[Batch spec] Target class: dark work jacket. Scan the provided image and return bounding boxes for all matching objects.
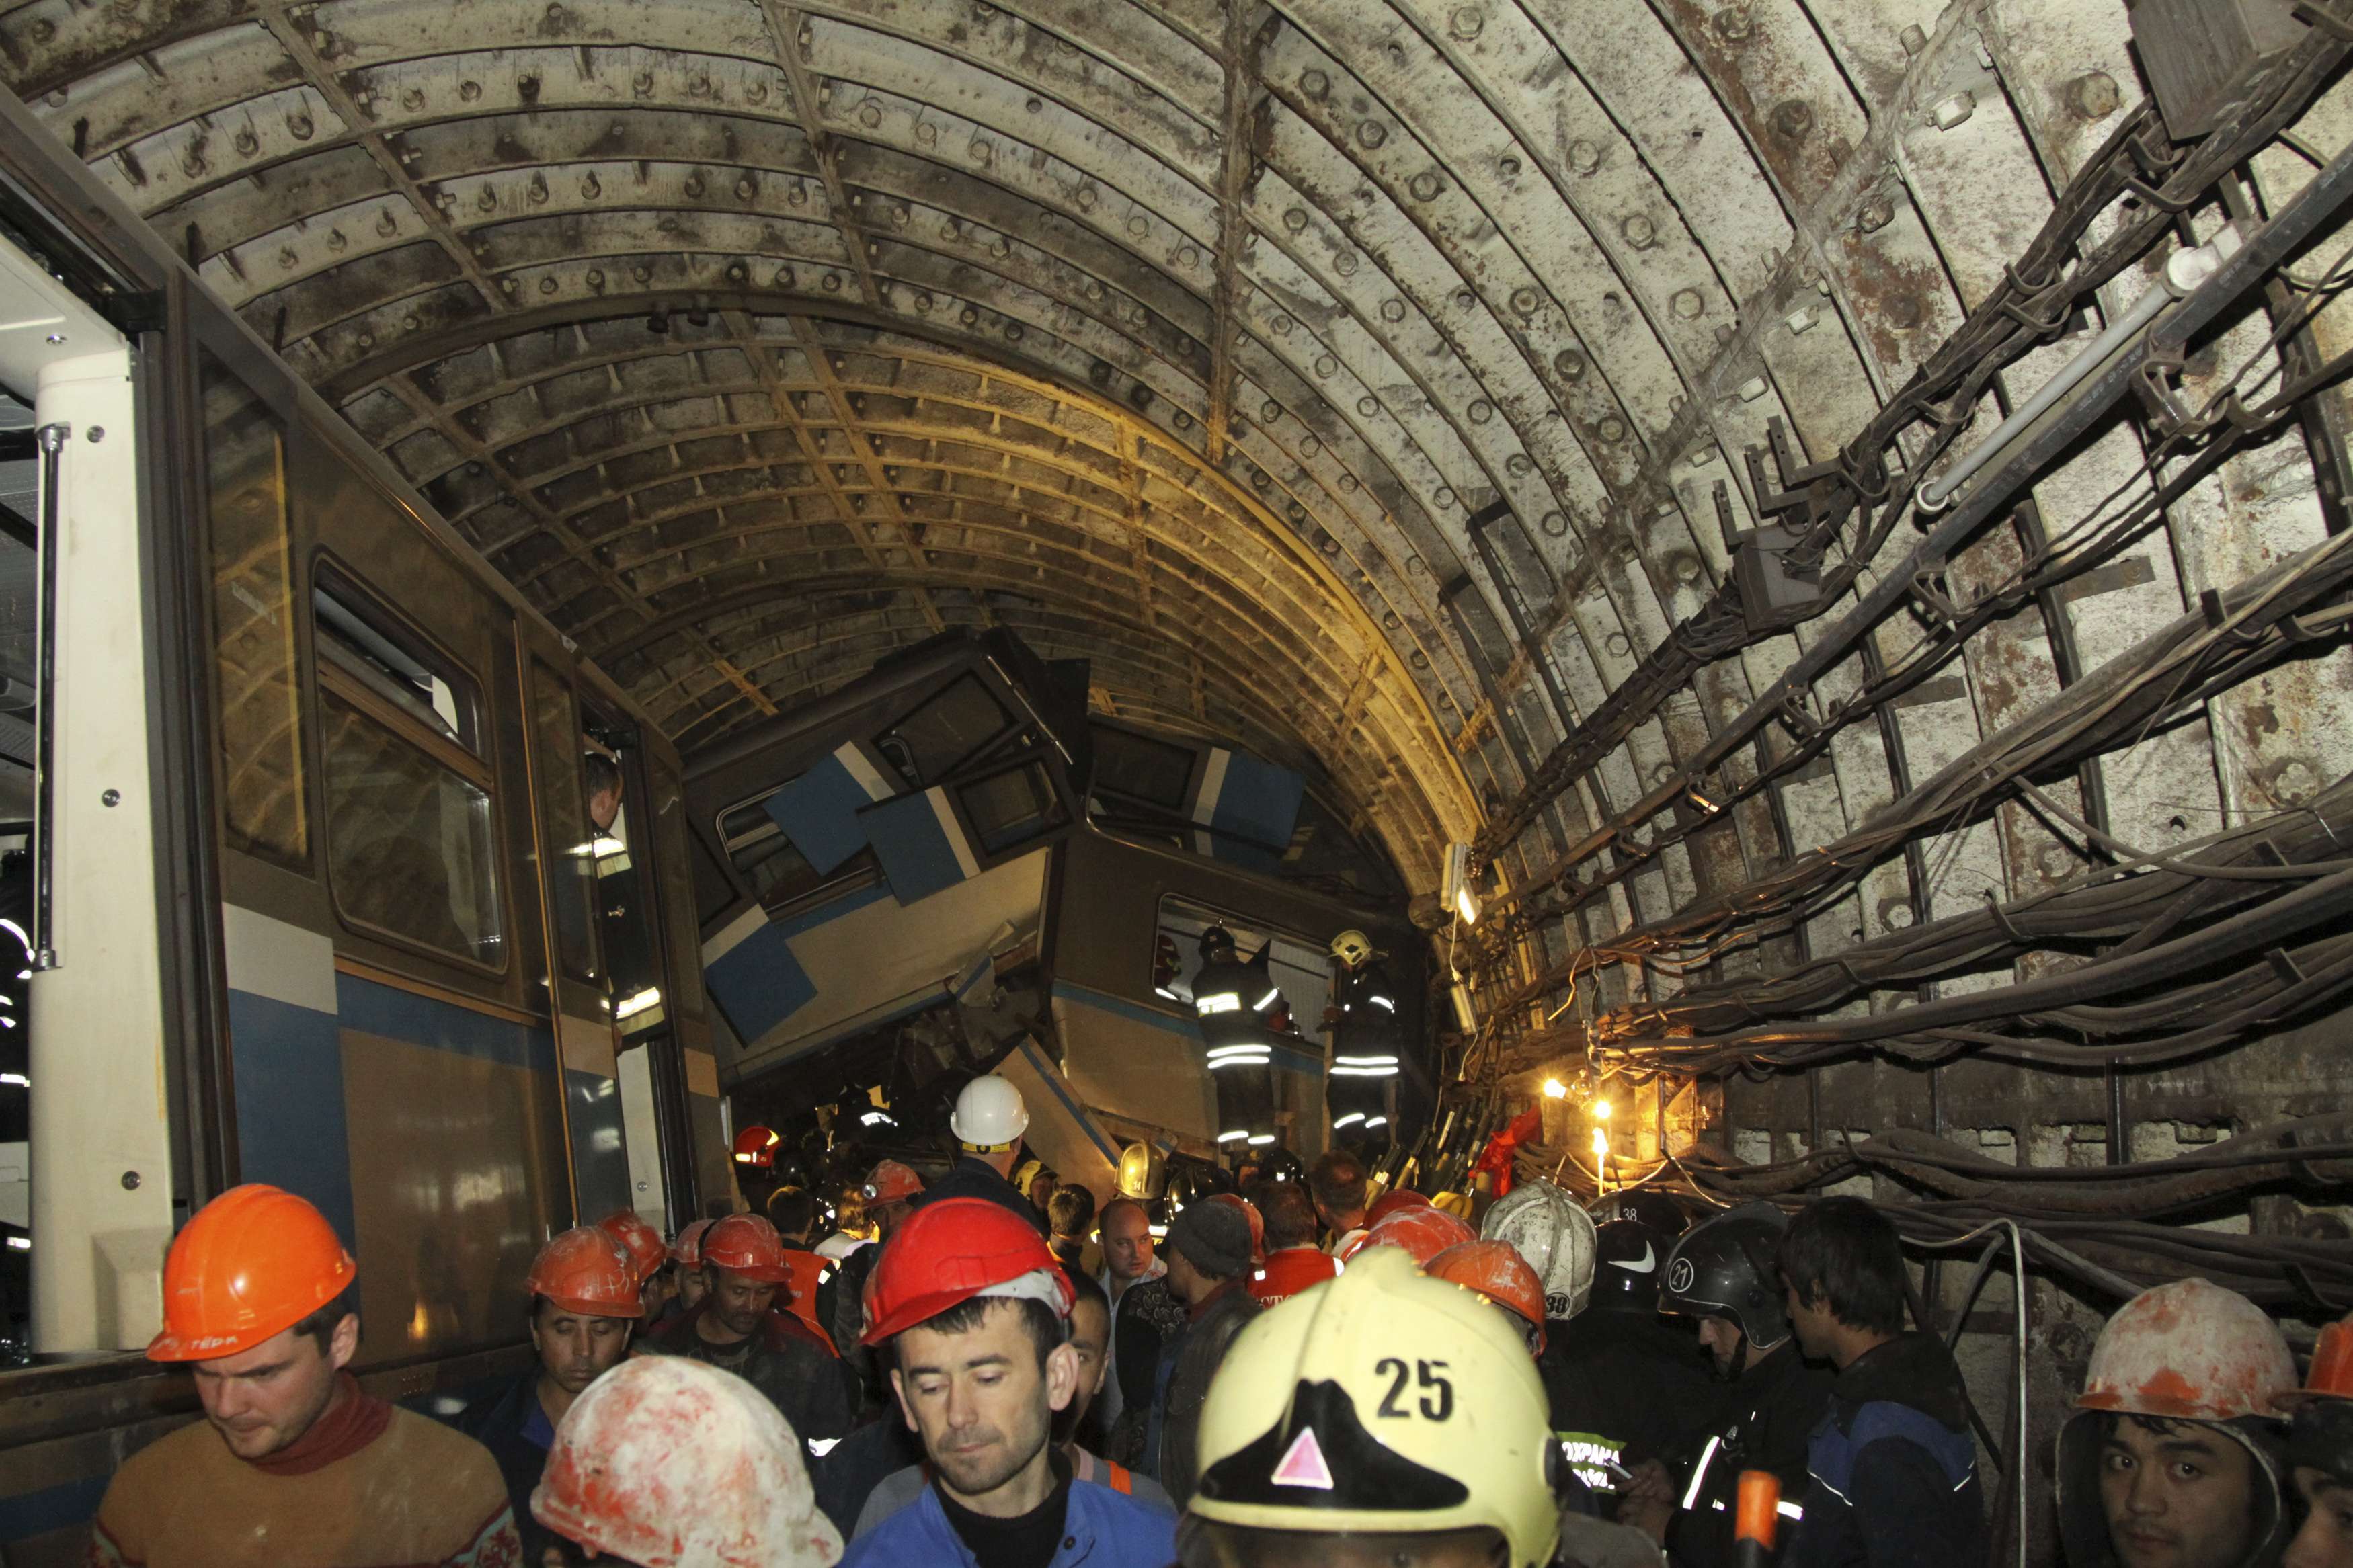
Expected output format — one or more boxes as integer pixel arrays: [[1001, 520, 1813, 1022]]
[[450, 1370, 559, 1562], [817, 1241, 887, 1415], [906, 1154, 1047, 1233], [1544, 1308, 1724, 1503], [1106, 1279, 1187, 1469], [1664, 1342, 1835, 1568], [644, 1301, 859, 1449], [813, 1413, 926, 1538], [1785, 1333, 1985, 1568], [1155, 1281, 1261, 1508]]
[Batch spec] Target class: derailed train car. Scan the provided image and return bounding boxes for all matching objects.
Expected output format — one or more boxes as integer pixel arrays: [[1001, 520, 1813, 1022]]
[[681, 629, 1421, 1190], [0, 91, 727, 1563]]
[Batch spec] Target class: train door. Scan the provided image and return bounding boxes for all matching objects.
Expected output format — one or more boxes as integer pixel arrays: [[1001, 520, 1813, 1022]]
[[515, 636, 633, 1226]]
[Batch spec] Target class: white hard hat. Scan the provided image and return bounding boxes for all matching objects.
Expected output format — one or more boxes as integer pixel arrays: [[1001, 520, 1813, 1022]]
[[951, 1075, 1030, 1151], [1480, 1178, 1597, 1321], [533, 1356, 842, 1567]]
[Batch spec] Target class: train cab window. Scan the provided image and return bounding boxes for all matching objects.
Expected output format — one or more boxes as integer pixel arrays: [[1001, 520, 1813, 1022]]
[[313, 572, 504, 968], [1092, 726, 1195, 811], [957, 759, 1068, 855], [874, 673, 1011, 788], [199, 352, 307, 866], [526, 660, 602, 985]]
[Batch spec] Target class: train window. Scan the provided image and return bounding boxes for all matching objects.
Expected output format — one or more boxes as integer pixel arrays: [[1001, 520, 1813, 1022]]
[[874, 674, 1010, 788], [527, 661, 601, 984], [957, 759, 1068, 855], [1152, 897, 1334, 1046], [1091, 726, 1195, 811], [200, 352, 307, 866], [313, 574, 504, 968]]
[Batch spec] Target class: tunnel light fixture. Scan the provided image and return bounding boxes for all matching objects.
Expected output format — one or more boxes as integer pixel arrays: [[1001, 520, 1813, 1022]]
[[613, 987, 663, 1020], [1542, 1078, 1568, 1100], [1248, 1134, 1275, 1146], [1591, 1099, 1611, 1121], [5, 1235, 27, 1251], [1218, 1129, 1250, 1143], [0, 1071, 24, 1088], [1442, 841, 1479, 926]]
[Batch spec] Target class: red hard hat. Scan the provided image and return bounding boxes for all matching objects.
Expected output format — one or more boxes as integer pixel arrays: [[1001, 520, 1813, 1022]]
[[1344, 1204, 1478, 1266], [671, 1218, 715, 1268], [860, 1197, 1072, 1346], [1425, 1239, 1548, 1352], [733, 1125, 782, 1170], [148, 1184, 357, 1362], [1209, 1192, 1265, 1267], [533, 1356, 843, 1568], [862, 1160, 924, 1205], [2078, 1278, 2297, 1422], [702, 1215, 793, 1285], [530, 1227, 645, 1319], [2279, 1313, 2353, 1409], [1367, 1188, 1433, 1226], [598, 1210, 668, 1286], [1250, 1247, 1339, 1307]]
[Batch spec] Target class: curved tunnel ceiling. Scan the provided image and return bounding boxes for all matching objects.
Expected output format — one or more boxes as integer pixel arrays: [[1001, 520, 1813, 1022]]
[[5, 0, 2349, 1005]]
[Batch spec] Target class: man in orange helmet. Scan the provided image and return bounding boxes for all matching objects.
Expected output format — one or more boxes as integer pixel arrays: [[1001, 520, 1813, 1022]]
[[452, 1225, 641, 1561], [841, 1196, 1176, 1568], [88, 1184, 520, 1567], [1246, 1179, 1337, 1307], [643, 1212, 856, 1457], [1426, 1239, 1550, 1354], [597, 1206, 672, 1323], [2282, 1312, 2353, 1568], [817, 1157, 926, 1415]]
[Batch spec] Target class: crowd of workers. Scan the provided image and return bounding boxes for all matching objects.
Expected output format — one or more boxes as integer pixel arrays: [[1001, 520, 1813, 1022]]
[[79, 1072, 2353, 1568]]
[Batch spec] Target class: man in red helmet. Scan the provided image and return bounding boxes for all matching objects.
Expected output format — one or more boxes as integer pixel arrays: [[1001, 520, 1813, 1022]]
[[643, 1212, 856, 1457], [840, 1197, 1176, 1568], [453, 1225, 641, 1561], [2282, 1313, 2353, 1568], [89, 1184, 520, 1567]]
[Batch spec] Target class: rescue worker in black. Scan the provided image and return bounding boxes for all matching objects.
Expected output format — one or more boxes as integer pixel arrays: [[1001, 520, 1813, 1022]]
[[1620, 1201, 1833, 1568], [1541, 1216, 1722, 1514], [1778, 1196, 1985, 1568]]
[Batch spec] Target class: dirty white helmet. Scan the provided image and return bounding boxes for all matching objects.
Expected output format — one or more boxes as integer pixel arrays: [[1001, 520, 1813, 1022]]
[[1328, 929, 1374, 967], [1185, 1247, 1567, 1568], [1481, 1178, 1597, 1321], [951, 1075, 1029, 1151], [533, 1356, 842, 1567]]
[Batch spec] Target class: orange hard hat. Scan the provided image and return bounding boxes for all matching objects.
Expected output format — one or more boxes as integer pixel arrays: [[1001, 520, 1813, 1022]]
[[148, 1184, 357, 1362], [2077, 1278, 2297, 1422], [733, 1125, 782, 1170], [529, 1227, 645, 1319], [533, 1356, 842, 1568], [1425, 1239, 1548, 1352], [1367, 1188, 1433, 1226], [2278, 1313, 2353, 1409], [1208, 1192, 1265, 1267], [671, 1218, 715, 1268], [702, 1215, 793, 1285], [1343, 1204, 1478, 1266], [862, 1159, 924, 1205], [861, 1197, 1071, 1345], [598, 1209, 668, 1285]]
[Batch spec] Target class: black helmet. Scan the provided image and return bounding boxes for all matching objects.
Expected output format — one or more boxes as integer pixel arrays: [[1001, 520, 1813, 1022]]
[[1589, 1218, 1671, 1310], [1199, 924, 1238, 961], [1250, 1147, 1306, 1187], [1597, 1189, 1688, 1239], [1660, 1201, 1790, 1352]]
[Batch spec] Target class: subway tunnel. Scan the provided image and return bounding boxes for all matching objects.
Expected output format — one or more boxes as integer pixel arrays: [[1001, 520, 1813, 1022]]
[[3, 0, 2353, 1559]]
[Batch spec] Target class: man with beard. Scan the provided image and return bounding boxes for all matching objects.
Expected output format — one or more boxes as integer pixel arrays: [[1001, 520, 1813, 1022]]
[[454, 1226, 642, 1559], [87, 1185, 519, 1567], [1618, 1202, 1832, 1567], [2057, 1278, 2297, 1568], [841, 1197, 1175, 1568]]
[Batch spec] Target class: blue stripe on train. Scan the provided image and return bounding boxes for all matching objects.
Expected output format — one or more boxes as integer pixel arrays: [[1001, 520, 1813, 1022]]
[[1205, 749, 1306, 857], [0, 1475, 109, 1546], [766, 743, 887, 875], [228, 986, 358, 1252], [227, 973, 560, 1243]]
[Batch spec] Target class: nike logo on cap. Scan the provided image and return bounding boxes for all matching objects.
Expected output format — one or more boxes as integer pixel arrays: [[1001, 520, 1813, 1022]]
[[1616, 1243, 1657, 1274]]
